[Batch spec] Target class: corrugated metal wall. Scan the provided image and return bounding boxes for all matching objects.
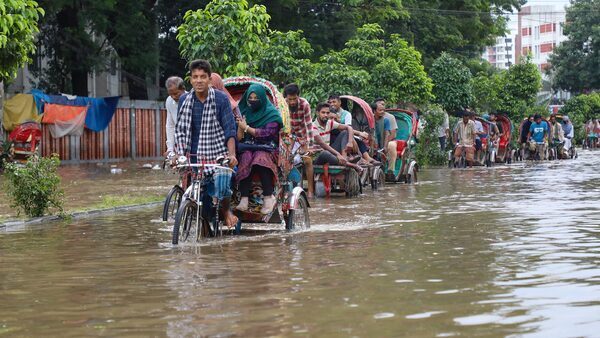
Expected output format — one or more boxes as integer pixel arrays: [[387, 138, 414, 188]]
[[41, 101, 167, 163]]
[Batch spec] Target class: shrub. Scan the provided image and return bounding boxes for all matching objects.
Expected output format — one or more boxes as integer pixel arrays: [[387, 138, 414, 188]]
[[3, 154, 64, 218], [415, 105, 448, 167], [0, 140, 13, 172]]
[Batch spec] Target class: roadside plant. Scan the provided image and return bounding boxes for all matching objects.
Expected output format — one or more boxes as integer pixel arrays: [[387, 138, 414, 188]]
[[415, 105, 447, 167], [3, 154, 64, 218], [0, 140, 13, 172]]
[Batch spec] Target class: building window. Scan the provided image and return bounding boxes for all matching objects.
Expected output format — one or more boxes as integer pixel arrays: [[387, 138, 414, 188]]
[[540, 43, 553, 53], [522, 27, 530, 36], [506, 38, 512, 43]]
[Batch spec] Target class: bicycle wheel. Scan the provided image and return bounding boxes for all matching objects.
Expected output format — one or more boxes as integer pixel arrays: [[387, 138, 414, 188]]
[[172, 199, 199, 245], [285, 195, 310, 231], [162, 185, 184, 221]]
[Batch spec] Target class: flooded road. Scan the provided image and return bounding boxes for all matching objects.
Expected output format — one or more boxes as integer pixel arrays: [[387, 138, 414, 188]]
[[1, 151, 599, 337]]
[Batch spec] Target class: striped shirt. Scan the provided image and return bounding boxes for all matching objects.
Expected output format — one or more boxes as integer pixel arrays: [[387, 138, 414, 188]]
[[290, 97, 313, 146], [312, 119, 340, 145]]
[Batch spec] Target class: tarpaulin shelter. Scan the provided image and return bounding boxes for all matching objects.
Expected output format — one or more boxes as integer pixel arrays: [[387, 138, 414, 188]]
[[2, 94, 41, 131], [31, 89, 120, 132]]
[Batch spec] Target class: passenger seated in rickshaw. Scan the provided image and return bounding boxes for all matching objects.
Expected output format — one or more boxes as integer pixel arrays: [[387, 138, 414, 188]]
[[328, 107, 380, 166], [371, 101, 400, 176], [311, 102, 362, 171], [328, 95, 352, 125], [234, 84, 283, 214]]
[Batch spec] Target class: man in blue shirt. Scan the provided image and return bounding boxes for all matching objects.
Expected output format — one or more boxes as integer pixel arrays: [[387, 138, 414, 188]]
[[175, 59, 238, 228], [527, 114, 549, 160]]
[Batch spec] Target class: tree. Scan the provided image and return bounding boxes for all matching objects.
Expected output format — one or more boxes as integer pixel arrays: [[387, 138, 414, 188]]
[[255, 0, 406, 56], [387, 0, 522, 65], [1, 0, 44, 136], [0, 0, 44, 82], [300, 24, 432, 106], [471, 71, 503, 113], [496, 56, 541, 121], [429, 52, 473, 114], [559, 93, 600, 143], [32, 0, 157, 98], [256, 30, 314, 86], [548, 0, 600, 93], [178, 0, 270, 76]]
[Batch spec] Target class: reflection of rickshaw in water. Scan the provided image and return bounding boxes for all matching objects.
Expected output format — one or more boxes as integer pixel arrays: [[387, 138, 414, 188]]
[[313, 95, 383, 197], [382, 108, 419, 183], [170, 76, 310, 245]]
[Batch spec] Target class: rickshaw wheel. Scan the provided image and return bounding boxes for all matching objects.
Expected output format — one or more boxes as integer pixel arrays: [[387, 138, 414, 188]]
[[405, 162, 418, 184], [286, 196, 310, 231], [172, 199, 199, 245], [372, 167, 385, 190], [162, 185, 184, 222], [345, 169, 361, 197]]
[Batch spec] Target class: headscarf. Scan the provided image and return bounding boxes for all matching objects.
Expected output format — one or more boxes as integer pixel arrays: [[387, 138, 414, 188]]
[[238, 84, 283, 128], [210, 73, 238, 110]]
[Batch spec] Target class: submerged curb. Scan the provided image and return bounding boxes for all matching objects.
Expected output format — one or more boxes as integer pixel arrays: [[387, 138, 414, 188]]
[[0, 201, 163, 230]]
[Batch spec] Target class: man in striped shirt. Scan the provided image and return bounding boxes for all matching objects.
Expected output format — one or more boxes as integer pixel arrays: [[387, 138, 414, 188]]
[[284, 84, 316, 197]]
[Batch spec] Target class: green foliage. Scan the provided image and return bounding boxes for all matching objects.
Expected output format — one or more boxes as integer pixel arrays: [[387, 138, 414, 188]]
[[415, 105, 447, 167], [33, 0, 157, 97], [3, 154, 64, 218], [0, 140, 14, 172], [471, 71, 502, 113], [302, 24, 433, 106], [559, 93, 600, 143], [548, 0, 600, 93], [178, 0, 270, 76], [300, 52, 370, 105], [495, 56, 541, 121], [389, 0, 522, 66], [256, 30, 314, 85], [0, 0, 44, 82], [430, 53, 473, 114]]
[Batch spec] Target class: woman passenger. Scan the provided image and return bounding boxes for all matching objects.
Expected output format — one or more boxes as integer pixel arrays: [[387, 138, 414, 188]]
[[234, 84, 283, 214]]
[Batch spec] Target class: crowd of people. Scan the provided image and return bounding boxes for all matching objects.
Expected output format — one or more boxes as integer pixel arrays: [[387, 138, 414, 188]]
[[162, 59, 413, 225]]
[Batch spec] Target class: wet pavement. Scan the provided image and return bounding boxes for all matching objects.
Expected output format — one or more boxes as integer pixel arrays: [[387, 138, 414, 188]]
[[0, 151, 599, 337], [0, 161, 177, 220]]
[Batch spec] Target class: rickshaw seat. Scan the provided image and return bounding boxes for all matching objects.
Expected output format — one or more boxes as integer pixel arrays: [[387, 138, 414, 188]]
[[395, 140, 407, 156]]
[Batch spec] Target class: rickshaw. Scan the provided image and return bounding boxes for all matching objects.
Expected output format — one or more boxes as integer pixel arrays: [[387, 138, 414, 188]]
[[8, 121, 42, 162], [493, 114, 513, 164], [171, 76, 310, 244], [383, 108, 419, 183], [313, 95, 378, 197], [225, 76, 310, 229], [550, 114, 577, 160]]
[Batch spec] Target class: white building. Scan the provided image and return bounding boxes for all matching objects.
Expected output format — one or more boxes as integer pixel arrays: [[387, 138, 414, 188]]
[[516, 5, 568, 74], [482, 36, 516, 69]]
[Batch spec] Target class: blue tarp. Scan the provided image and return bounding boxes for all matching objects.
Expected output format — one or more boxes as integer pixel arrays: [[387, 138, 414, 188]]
[[31, 89, 120, 132]]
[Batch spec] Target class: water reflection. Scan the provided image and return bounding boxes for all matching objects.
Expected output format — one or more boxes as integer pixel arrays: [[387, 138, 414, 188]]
[[0, 151, 598, 336]]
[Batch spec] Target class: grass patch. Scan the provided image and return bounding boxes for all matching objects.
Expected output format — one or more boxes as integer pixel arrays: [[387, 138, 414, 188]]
[[74, 195, 163, 213]]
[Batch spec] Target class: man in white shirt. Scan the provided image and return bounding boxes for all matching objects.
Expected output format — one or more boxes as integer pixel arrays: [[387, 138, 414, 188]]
[[437, 112, 450, 150], [164, 76, 186, 156]]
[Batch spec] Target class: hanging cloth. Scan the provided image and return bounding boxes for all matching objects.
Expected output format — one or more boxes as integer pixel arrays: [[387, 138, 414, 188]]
[[2, 94, 41, 131], [42, 103, 88, 138]]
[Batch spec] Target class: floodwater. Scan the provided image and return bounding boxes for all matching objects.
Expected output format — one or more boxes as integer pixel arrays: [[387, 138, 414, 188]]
[[1, 151, 599, 337]]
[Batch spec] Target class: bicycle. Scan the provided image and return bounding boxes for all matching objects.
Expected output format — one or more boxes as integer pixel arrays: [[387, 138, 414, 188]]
[[162, 152, 187, 222], [171, 155, 235, 245]]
